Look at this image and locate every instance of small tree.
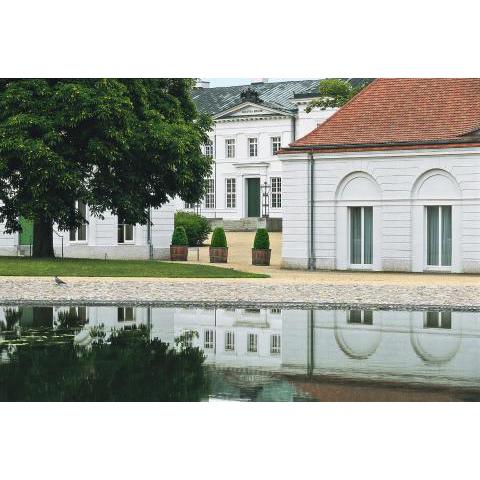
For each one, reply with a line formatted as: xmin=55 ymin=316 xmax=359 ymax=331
xmin=210 ymin=227 xmax=227 ymax=248
xmin=306 ymin=79 xmax=372 ymax=112
xmin=0 ymin=79 xmax=212 ymax=257
xmin=175 ymin=211 xmax=210 ymax=246
xmin=171 ymin=226 xmax=188 ymax=246
xmin=253 ymin=228 xmax=270 ymax=250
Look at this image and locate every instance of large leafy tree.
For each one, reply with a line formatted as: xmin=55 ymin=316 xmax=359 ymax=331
xmin=306 ymin=78 xmax=372 ymax=112
xmin=0 ymin=79 xmax=212 ymax=257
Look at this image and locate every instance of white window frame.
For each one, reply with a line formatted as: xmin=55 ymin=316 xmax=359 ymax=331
xmin=270 ymin=334 xmax=281 ymax=354
xmin=225 ymin=331 xmax=235 ymax=351
xmin=271 ymin=136 xmax=281 ymax=155
xmin=347 ymin=310 xmax=373 ymax=325
xmin=68 ymin=306 xmax=88 ymax=323
xmin=247 ymin=333 xmax=258 ymax=353
xmin=424 ymin=205 xmax=452 ymax=271
xmin=248 ymin=137 xmax=258 ymax=157
xmin=70 ymin=200 xmax=88 ymax=243
xmin=204 ymin=141 xmax=213 ymax=157
xmin=225 ymin=139 xmax=235 ymax=158
xmin=117 ymin=219 xmax=135 ymax=244
xmin=423 ymin=311 xmax=452 ymax=329
xmin=226 ymin=178 xmax=236 ymax=209
xmin=204 ymin=178 xmax=215 ymax=209
xmin=348 ymin=206 xmax=373 ymax=269
xmin=204 ymin=329 xmax=214 ymax=349
xmin=271 ymin=177 xmax=282 ymax=209
xmin=118 ymin=306 xmax=135 ymax=322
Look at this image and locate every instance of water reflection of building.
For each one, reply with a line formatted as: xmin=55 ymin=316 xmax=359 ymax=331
xmin=2 ymin=305 xmax=480 ymax=389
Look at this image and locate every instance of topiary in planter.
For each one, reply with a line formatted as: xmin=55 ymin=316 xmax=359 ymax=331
xmin=253 ymin=228 xmax=270 ymax=250
xmin=209 ymin=227 xmax=228 ymax=263
xmin=252 ymin=228 xmax=271 ymax=266
xmin=170 ymin=226 xmax=189 ymax=261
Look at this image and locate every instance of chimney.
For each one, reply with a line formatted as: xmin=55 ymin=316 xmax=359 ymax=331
xmin=195 ymin=79 xmax=210 ymax=89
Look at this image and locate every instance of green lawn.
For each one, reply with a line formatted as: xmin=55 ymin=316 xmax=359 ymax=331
xmin=0 ymin=256 xmax=268 ymax=278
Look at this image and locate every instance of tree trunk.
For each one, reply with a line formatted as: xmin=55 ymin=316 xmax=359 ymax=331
xmin=32 ymin=217 xmax=55 ymax=258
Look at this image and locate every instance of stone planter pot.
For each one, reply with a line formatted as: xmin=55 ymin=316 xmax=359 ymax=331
xmin=252 ymin=248 xmax=271 ymax=266
xmin=209 ymin=246 xmax=228 ymax=263
xmin=170 ymin=245 xmax=188 ymax=261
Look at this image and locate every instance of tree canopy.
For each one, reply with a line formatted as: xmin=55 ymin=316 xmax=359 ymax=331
xmin=306 ymin=78 xmax=372 ymax=112
xmin=0 ymin=79 xmax=212 ymax=256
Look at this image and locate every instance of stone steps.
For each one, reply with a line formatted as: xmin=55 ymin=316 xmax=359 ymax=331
xmin=208 ymin=218 xmax=282 ymax=232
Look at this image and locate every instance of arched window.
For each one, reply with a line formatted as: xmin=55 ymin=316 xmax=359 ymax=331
xmin=336 ymin=172 xmax=381 ymax=267
xmin=412 ymin=170 xmax=461 ymax=270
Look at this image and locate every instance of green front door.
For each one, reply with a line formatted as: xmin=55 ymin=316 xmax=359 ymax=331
xmin=19 ymin=217 xmax=34 ymax=245
xmin=247 ymin=178 xmax=260 ymax=217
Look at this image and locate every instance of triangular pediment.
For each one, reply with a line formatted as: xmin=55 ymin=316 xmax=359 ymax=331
xmin=215 ymin=102 xmax=291 ymax=120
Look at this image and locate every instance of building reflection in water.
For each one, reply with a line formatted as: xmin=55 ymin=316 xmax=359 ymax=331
xmin=1 ymin=305 xmax=479 ymax=395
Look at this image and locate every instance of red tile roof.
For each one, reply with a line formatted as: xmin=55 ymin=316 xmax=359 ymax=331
xmin=282 ymin=78 xmax=480 ymax=153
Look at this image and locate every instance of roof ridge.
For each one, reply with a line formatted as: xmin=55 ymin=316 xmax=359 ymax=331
xmin=194 ymin=78 xmax=321 ymax=92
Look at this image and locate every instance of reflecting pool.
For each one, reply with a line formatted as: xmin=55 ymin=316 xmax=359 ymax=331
xmin=1 ymin=305 xmax=480 ymax=401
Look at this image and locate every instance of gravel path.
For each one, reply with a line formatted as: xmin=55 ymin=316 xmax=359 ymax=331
xmin=1 ymin=277 xmax=480 ymax=310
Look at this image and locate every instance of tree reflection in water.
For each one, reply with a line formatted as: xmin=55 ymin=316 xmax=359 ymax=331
xmin=0 ymin=327 xmax=209 ymax=401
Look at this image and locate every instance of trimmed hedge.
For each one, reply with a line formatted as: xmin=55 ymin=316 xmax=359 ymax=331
xmin=175 ymin=211 xmax=211 ymax=247
xmin=253 ymin=228 xmax=270 ymax=250
xmin=211 ymin=227 xmax=227 ymax=248
xmin=171 ymin=226 xmax=188 ymax=246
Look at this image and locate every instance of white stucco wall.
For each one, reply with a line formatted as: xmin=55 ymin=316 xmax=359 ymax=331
xmin=0 ymin=200 xmax=175 ymax=260
xmin=52 ymin=201 xmax=175 ymax=260
xmin=186 ymin=102 xmax=337 ymax=221
xmin=281 ymin=147 xmax=480 ymax=273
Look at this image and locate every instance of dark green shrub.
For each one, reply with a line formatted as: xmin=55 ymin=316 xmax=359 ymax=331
xmin=171 ymin=226 xmax=188 ymax=246
xmin=253 ymin=228 xmax=270 ymax=250
xmin=175 ymin=211 xmax=211 ymax=247
xmin=210 ymin=227 xmax=227 ymax=248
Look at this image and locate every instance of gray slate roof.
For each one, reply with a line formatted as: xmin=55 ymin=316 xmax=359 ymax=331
xmin=192 ymin=78 xmax=372 ymax=116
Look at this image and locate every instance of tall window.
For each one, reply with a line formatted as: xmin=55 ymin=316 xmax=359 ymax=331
xmin=225 ymin=331 xmax=235 ymax=351
xmin=118 ymin=218 xmax=134 ymax=244
xmin=270 ymin=334 xmax=281 ymax=354
xmin=204 ymin=178 xmax=215 ymax=209
xmin=350 ymin=207 xmax=373 ymax=265
xmin=271 ymin=136 xmax=281 ymax=155
xmin=347 ymin=310 xmax=373 ymax=325
xmin=118 ymin=307 xmax=135 ymax=322
xmin=204 ymin=329 xmax=214 ymax=349
xmin=204 ymin=141 xmax=213 ymax=157
xmin=424 ymin=311 xmax=452 ymax=329
xmin=248 ymin=138 xmax=258 ymax=157
xmin=426 ymin=206 xmax=452 ymax=267
xmin=271 ymin=177 xmax=282 ymax=208
xmin=226 ymin=178 xmax=236 ymax=208
xmin=247 ymin=333 xmax=258 ymax=353
xmin=70 ymin=201 xmax=87 ymax=242
xmin=225 ymin=139 xmax=235 ymax=158
xmin=184 ymin=202 xmax=196 ymax=209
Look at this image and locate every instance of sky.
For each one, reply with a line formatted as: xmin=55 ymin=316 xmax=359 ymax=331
xmin=204 ymin=78 xmax=313 ymax=87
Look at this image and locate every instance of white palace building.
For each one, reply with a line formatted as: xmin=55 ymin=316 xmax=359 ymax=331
xmin=188 ymin=79 xmax=367 ymax=229
xmin=278 ymin=78 xmax=480 ymax=273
